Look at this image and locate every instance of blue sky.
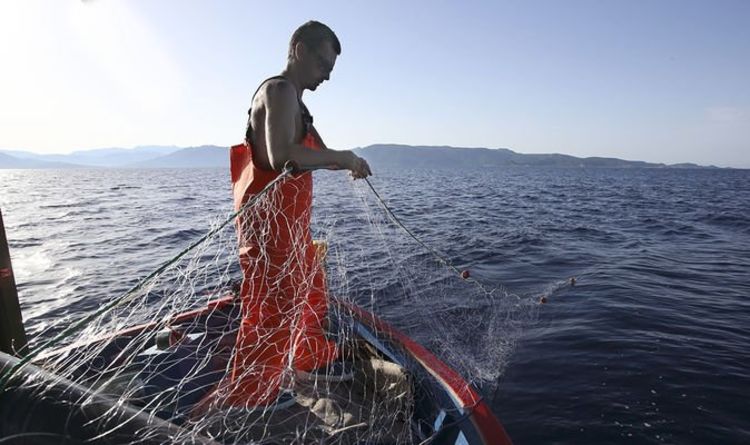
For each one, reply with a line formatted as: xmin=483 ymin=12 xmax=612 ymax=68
xmin=1 ymin=0 xmax=748 ymax=167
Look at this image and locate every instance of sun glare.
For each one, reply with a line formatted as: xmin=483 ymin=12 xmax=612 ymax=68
xmin=0 ymin=1 xmax=184 ymax=152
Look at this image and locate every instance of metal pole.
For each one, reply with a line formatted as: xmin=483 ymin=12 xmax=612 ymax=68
xmin=0 ymin=209 xmax=27 ymax=356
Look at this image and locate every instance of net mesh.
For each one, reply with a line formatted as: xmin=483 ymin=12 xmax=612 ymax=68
xmin=1 ymin=171 xmax=539 ymax=444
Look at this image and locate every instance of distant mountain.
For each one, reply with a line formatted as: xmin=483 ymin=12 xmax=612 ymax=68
xmin=353 ymin=144 xmax=717 ymax=169
xmin=2 ymin=143 xmax=721 ymax=170
xmin=129 ymin=146 xmax=229 ymax=168
xmin=668 ymin=162 xmax=716 ymax=169
xmin=61 ymin=145 xmax=181 ymax=166
xmin=0 ymin=145 xmax=225 ymax=169
xmin=0 ymin=149 xmax=42 ymax=159
xmin=0 ymin=152 xmax=85 ymax=169
xmin=0 ymin=146 xmax=180 ymax=167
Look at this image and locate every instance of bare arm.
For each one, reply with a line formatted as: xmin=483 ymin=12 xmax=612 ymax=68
xmin=264 ymin=81 xmax=352 ymax=171
xmin=308 ymin=122 xmax=372 ymax=178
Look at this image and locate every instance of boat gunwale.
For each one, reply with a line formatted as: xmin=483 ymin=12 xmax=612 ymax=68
xmin=32 ymin=293 xmax=512 ymax=444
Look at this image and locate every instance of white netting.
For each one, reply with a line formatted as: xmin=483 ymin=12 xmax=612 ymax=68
xmin=0 ymin=171 xmax=538 ymax=444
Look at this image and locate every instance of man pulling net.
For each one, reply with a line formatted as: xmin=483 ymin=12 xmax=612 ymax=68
xmin=215 ymin=21 xmax=372 ymax=412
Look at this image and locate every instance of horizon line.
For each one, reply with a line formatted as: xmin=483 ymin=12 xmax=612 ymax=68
xmin=2 ymin=144 xmax=747 ymax=169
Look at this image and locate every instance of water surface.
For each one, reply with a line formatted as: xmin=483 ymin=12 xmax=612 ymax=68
xmin=1 ymin=166 xmax=748 ymax=444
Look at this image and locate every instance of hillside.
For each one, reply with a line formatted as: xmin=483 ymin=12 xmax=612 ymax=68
xmin=128 ymin=146 xmax=229 ymax=168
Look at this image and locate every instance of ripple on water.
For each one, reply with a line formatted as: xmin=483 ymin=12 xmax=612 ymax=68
xmin=1 ymin=166 xmax=749 ymax=444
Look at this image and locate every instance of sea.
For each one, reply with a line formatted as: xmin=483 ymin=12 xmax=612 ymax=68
xmin=1 ymin=166 xmax=748 ymax=444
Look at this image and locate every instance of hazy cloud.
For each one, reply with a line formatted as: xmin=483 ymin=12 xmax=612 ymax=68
xmin=705 ymin=106 xmax=749 ymax=123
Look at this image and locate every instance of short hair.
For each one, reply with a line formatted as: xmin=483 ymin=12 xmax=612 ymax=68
xmin=288 ymin=21 xmax=341 ymax=59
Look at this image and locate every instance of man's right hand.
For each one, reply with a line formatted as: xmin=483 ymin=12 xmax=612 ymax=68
xmin=342 ymin=151 xmax=372 ymax=179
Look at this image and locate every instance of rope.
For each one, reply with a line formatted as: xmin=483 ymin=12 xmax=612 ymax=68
xmin=363 ymin=178 xmax=493 ymax=295
xmin=0 ymin=166 xmax=294 ymax=390
xmin=2 ymin=168 xmax=494 ymax=389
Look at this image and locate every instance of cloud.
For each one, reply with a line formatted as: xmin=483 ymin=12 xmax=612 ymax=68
xmin=705 ymin=106 xmax=748 ymax=123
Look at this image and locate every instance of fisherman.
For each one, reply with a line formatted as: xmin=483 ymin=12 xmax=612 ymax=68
xmin=223 ymin=21 xmax=371 ymax=411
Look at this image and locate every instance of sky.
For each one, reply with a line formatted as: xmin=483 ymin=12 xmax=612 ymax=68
xmin=0 ymin=0 xmax=748 ymax=167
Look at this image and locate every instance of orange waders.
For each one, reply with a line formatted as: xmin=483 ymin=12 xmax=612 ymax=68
xmin=224 ymin=134 xmax=338 ymax=407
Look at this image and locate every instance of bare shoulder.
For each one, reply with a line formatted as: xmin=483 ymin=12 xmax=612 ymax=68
xmin=261 ymin=78 xmax=297 ymax=109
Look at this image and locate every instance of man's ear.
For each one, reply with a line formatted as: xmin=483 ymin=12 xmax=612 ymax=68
xmin=293 ymin=41 xmax=306 ymax=61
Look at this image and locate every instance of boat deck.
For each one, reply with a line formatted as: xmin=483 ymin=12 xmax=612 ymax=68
xmin=0 ymin=294 xmax=511 ymax=444
xmin=197 ymin=345 xmax=413 ymax=444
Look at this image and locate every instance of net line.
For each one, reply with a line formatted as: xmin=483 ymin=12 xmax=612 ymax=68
xmin=0 ymin=166 xmax=294 ymax=391
xmin=0 ymin=169 xmax=539 ymax=444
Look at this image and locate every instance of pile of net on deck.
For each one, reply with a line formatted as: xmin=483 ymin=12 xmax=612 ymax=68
xmin=0 ymin=171 xmax=537 ymax=444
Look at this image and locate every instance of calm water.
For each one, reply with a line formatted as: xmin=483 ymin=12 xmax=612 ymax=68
xmin=1 ymin=167 xmax=749 ymax=444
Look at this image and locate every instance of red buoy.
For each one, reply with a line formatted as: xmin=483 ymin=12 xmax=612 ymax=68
xmin=540 ymin=296 xmax=548 ymax=304
xmin=461 ymin=270 xmax=470 ymax=279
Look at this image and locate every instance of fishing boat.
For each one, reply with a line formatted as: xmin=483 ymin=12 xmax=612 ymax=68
xmin=0 ymin=211 xmax=513 ymax=444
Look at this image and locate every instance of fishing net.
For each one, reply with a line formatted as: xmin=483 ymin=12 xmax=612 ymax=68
xmin=0 ymin=170 xmax=537 ymax=444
